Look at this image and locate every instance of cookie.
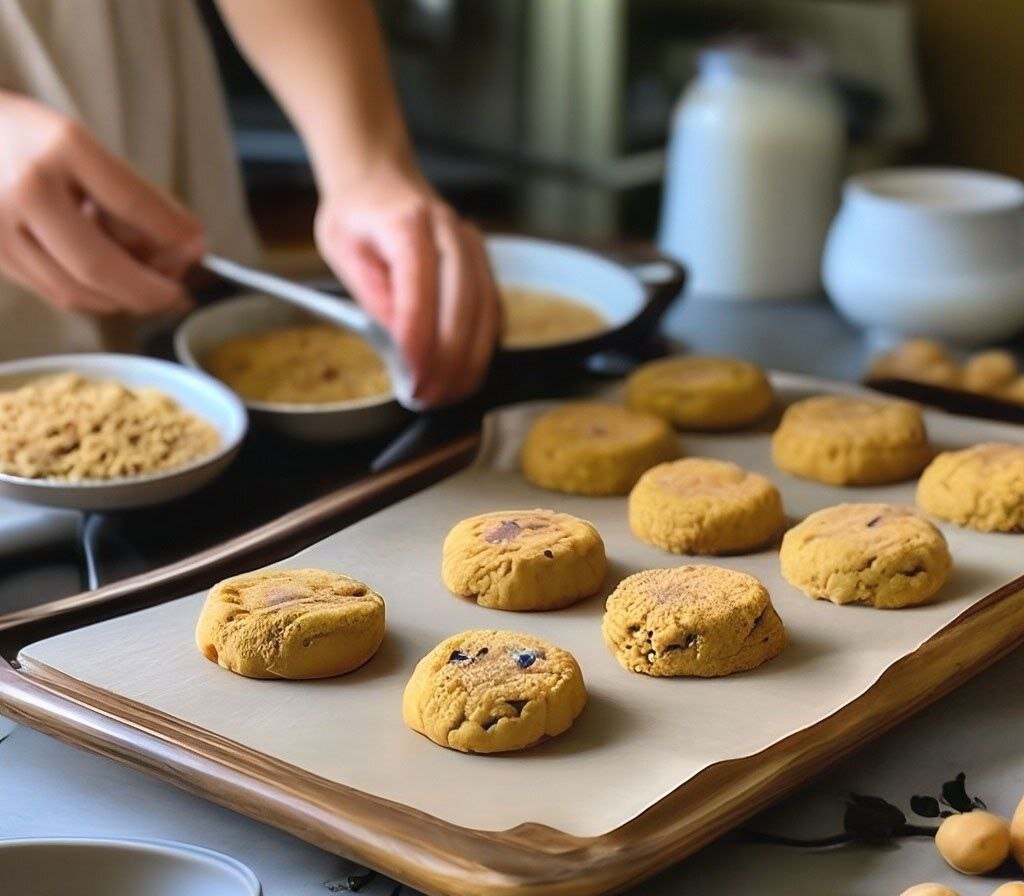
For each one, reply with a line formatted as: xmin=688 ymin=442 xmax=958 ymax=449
xmin=780 ymin=503 xmax=952 ymax=608
xmin=195 ymin=568 xmax=385 ymax=679
xmin=626 ymin=355 xmax=775 ymax=430
xmin=962 ymin=349 xmax=1017 ymax=393
xmin=521 ymin=402 xmax=679 ymax=495
xmin=917 ymin=442 xmax=1024 ymax=532
xmin=629 ymin=458 xmax=784 ymax=555
xmin=771 ymin=395 xmax=931 ymax=485
xmin=442 ymin=509 xmax=606 ymax=611
xmin=601 ymin=565 xmax=785 ymax=677
xmin=402 ymin=630 xmax=587 ymax=753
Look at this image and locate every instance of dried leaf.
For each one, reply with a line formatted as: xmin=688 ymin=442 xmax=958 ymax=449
xmin=911 ymin=795 xmax=941 ymax=818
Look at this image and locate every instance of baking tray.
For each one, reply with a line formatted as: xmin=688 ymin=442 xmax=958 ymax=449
xmin=2 ymin=373 xmax=1023 ymax=896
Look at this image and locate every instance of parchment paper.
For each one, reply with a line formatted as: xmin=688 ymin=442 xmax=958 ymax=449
xmin=20 ymin=374 xmax=1024 ymax=837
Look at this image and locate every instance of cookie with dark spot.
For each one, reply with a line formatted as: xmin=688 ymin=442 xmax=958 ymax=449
xmin=441 ymin=509 xmax=606 ymax=611
xmin=521 ymin=402 xmax=679 ymax=495
xmin=195 ymin=568 xmax=385 ymax=679
xmin=601 ymin=565 xmax=785 ymax=677
xmin=780 ymin=503 xmax=952 ymax=608
xmin=402 ymin=630 xmax=586 ymax=753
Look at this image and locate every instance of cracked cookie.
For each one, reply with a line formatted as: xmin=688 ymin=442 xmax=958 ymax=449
xmin=521 ymin=402 xmax=679 ymax=495
xmin=917 ymin=442 xmax=1024 ymax=532
xmin=629 ymin=458 xmax=784 ymax=555
xmin=771 ymin=395 xmax=931 ymax=486
xmin=626 ymin=355 xmax=775 ymax=430
xmin=402 ymin=630 xmax=587 ymax=753
xmin=195 ymin=568 xmax=385 ymax=679
xmin=601 ymin=565 xmax=785 ymax=677
xmin=442 ymin=509 xmax=606 ymax=611
xmin=780 ymin=503 xmax=951 ymax=608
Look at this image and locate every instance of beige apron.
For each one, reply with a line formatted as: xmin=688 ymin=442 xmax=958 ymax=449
xmin=0 ymin=0 xmax=260 ymax=358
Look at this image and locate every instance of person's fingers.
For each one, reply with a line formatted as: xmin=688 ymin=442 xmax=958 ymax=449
xmin=419 ymin=209 xmax=480 ymax=407
xmin=334 ymin=238 xmax=393 ymax=326
xmin=460 ymin=222 xmax=500 ymax=391
xmin=2 ymin=224 xmax=120 ymax=313
xmin=24 ymin=182 xmax=190 ymax=313
xmin=66 ymin=124 xmax=205 ymax=268
xmin=381 ymin=207 xmax=439 ymax=398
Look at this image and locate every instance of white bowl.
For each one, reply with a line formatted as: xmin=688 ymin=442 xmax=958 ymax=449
xmin=175 ymin=293 xmax=405 ymax=443
xmin=0 ymin=838 xmax=261 ymax=895
xmin=823 ymin=167 xmax=1024 ymax=346
xmin=0 ymin=353 xmax=247 ymax=510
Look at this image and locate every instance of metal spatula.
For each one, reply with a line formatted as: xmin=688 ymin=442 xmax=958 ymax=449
xmin=201 ymin=255 xmax=420 ymax=411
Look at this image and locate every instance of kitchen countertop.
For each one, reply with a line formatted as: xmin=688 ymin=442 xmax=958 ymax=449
xmin=2 ymin=292 xmax=1023 ymax=896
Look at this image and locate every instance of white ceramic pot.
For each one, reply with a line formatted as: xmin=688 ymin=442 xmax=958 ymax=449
xmin=823 ymin=167 xmax=1024 ymax=346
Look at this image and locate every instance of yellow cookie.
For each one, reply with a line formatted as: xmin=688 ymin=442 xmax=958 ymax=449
xmin=402 ymin=630 xmax=587 ymax=753
xmin=629 ymin=458 xmax=783 ymax=555
xmin=962 ymin=349 xmax=1017 ymax=393
xmin=521 ymin=402 xmax=679 ymax=495
xmin=917 ymin=442 xmax=1024 ymax=532
xmin=771 ymin=395 xmax=931 ymax=485
xmin=780 ymin=503 xmax=952 ymax=608
xmin=195 ymin=568 xmax=385 ymax=679
xmin=442 ymin=509 xmax=606 ymax=611
xmin=602 ymin=565 xmax=785 ymax=677
xmin=626 ymin=355 xmax=775 ymax=430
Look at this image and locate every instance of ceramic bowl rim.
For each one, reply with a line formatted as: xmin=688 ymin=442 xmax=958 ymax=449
xmin=845 ymin=166 xmax=1024 ymax=215
xmin=0 ymin=836 xmax=262 ymax=895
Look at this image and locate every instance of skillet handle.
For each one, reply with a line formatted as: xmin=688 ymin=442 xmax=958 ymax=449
xmin=603 ymin=244 xmax=687 ymax=341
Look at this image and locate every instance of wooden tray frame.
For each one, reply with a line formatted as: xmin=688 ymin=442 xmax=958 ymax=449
xmin=2 ymin=380 xmax=1024 ymax=896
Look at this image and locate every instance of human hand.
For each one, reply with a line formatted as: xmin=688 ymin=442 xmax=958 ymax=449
xmin=315 ymin=171 xmax=500 ymax=408
xmin=0 ymin=92 xmax=204 ymax=315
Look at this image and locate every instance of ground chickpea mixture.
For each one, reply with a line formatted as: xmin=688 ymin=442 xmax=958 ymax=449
xmin=500 ymin=285 xmax=607 ymax=348
xmin=0 ymin=373 xmax=220 ymax=481
xmin=202 ymin=324 xmax=390 ymax=404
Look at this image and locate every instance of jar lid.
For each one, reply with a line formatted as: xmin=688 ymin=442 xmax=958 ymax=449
xmin=699 ymin=35 xmax=829 ymax=82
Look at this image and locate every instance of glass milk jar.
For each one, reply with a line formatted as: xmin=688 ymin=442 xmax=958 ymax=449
xmin=659 ymin=40 xmax=844 ymax=301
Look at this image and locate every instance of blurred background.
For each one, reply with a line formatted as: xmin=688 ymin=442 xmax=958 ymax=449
xmin=196 ymin=0 xmax=1023 ymax=275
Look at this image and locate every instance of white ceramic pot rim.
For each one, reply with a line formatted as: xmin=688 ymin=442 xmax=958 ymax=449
xmin=845 ymin=166 xmax=1024 ymax=215
xmin=0 ymin=836 xmax=262 ymax=895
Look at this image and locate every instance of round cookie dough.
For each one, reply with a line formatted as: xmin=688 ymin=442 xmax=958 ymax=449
xmin=917 ymin=442 xmax=1024 ymax=532
xmin=780 ymin=503 xmax=952 ymax=608
xmin=601 ymin=565 xmax=785 ymax=677
xmin=629 ymin=458 xmax=784 ymax=555
xmin=626 ymin=355 xmax=775 ymax=430
xmin=442 ymin=509 xmax=606 ymax=611
xmin=521 ymin=402 xmax=679 ymax=495
xmin=402 ymin=630 xmax=587 ymax=753
xmin=771 ymin=395 xmax=931 ymax=486
xmin=195 ymin=568 xmax=385 ymax=679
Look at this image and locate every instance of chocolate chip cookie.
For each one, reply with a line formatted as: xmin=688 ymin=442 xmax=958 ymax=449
xmin=602 ymin=565 xmax=785 ymax=677
xmin=780 ymin=503 xmax=952 ymax=608
xmin=402 ymin=630 xmax=587 ymax=753
xmin=442 ymin=509 xmax=606 ymax=611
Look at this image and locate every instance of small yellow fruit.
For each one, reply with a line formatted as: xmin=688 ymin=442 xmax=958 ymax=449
xmin=935 ymin=810 xmax=1011 ymax=875
xmin=1011 ymin=795 xmax=1024 ymax=867
xmin=991 ymin=883 xmax=1024 ymax=896
xmin=899 ymin=884 xmax=959 ymax=896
